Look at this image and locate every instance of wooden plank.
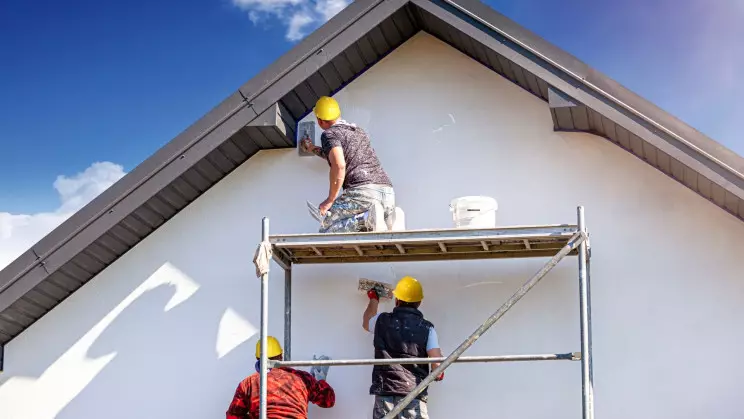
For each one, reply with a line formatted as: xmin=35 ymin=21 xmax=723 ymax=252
xmin=272 ymin=225 xmax=577 ymax=248
xmin=292 ymin=249 xmax=576 ymax=264
xmin=286 ymin=241 xmax=567 ymax=259
xmin=739 ymin=198 xmax=744 ymax=219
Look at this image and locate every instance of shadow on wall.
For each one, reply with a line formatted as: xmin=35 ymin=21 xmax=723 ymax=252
xmin=0 ymin=256 xmax=269 ymax=419
xmin=54 ymin=281 xmax=247 ymax=419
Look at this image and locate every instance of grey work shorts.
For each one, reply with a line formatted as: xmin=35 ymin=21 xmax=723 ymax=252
xmin=373 ymin=395 xmax=429 ymax=419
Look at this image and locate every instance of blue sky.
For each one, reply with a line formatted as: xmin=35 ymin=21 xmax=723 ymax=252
xmin=0 ymin=0 xmax=742 ymax=264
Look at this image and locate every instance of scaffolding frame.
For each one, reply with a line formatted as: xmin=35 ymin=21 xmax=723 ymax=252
xmin=257 ymin=206 xmax=594 ymax=419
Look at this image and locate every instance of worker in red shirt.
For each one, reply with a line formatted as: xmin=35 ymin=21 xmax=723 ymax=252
xmin=226 ymin=336 xmax=336 ymax=418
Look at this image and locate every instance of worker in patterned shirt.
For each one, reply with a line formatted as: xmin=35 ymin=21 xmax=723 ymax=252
xmin=300 ymin=96 xmax=395 ymax=233
xmin=226 ymin=336 xmax=336 ymax=419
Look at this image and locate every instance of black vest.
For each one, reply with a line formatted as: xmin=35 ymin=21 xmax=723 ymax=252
xmin=370 ymin=307 xmax=434 ymax=401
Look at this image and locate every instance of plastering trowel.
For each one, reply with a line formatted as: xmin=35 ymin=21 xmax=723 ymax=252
xmin=358 ymin=278 xmax=394 ymax=300
xmin=307 ymin=201 xmax=322 ymax=222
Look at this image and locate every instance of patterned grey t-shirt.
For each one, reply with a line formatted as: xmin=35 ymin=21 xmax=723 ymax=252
xmin=321 ymin=122 xmax=393 ymax=190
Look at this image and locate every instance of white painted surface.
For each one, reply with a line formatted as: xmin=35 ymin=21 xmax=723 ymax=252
xmin=2 ymin=32 xmax=744 ymax=419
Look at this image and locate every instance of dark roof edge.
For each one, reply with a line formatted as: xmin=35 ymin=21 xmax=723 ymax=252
xmin=443 ymin=0 xmax=744 ymax=181
xmin=0 ymin=0 xmax=401 ymax=296
xmin=0 ymin=92 xmax=249 ymax=293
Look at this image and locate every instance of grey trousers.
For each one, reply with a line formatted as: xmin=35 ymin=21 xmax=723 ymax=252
xmin=319 ymin=184 xmax=395 ymax=233
xmin=373 ymin=396 xmax=429 ymax=419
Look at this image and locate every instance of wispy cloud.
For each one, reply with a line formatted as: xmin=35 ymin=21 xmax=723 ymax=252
xmin=232 ymin=0 xmax=351 ymax=41
xmin=0 ymin=162 xmax=127 ymax=270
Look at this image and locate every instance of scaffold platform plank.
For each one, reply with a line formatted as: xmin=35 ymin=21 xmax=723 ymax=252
xmin=270 ymin=224 xmax=579 ymax=265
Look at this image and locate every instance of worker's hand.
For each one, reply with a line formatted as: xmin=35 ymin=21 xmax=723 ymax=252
xmin=310 ymin=354 xmax=331 ymax=381
xmin=300 ymin=138 xmax=315 ymax=153
xmin=319 ymin=198 xmax=334 ymax=216
xmin=367 ymin=289 xmax=379 ymax=300
xmin=435 ymin=372 xmax=444 ymax=382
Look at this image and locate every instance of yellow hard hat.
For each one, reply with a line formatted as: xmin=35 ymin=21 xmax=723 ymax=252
xmin=313 ymin=96 xmax=341 ymax=121
xmin=255 ymin=336 xmax=283 ymax=359
xmin=393 ymin=276 xmax=424 ymax=303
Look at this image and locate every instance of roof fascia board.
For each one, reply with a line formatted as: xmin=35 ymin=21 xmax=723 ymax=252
xmin=444 ymin=0 xmax=744 ymax=178
xmin=246 ymin=0 xmax=410 ymax=122
xmin=414 ymin=0 xmax=744 ymax=199
xmin=0 ymin=90 xmax=246 ymax=288
xmin=0 ymin=102 xmax=259 ymax=312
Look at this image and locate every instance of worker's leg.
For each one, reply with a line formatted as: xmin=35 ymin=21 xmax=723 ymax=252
xmin=372 ymin=396 xmax=428 ymax=419
xmin=319 ymin=185 xmax=395 ymax=233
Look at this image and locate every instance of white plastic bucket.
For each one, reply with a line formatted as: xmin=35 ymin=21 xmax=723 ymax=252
xmin=449 ymin=196 xmax=498 ymax=228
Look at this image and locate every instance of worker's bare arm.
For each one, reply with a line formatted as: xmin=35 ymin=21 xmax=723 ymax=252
xmin=319 ymin=146 xmax=345 ymax=215
xmin=427 ymin=347 xmax=443 ymax=370
xmin=327 ymin=147 xmax=345 ymax=199
xmin=362 ymin=297 xmax=379 ymax=331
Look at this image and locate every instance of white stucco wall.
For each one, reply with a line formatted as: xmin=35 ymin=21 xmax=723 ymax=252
xmin=2 ymin=32 xmax=744 ymax=419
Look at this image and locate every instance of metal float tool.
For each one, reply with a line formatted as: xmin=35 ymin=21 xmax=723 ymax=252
xmin=358 ymin=278 xmax=394 ymax=300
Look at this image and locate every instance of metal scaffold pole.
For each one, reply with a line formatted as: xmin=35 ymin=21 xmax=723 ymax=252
xmin=284 ymin=268 xmax=292 ymax=361
xmin=577 ymin=207 xmax=595 ymax=419
xmin=259 ymin=217 xmax=270 ymax=419
xmin=271 ymin=352 xmax=579 ymax=367
xmin=382 ymin=230 xmax=586 ymax=419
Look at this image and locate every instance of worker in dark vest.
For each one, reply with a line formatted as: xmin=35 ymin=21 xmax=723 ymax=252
xmin=362 ymin=276 xmax=444 ymax=419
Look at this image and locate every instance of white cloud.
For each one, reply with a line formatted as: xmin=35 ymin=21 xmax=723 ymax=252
xmin=0 ymin=162 xmax=127 ymax=270
xmin=232 ymin=0 xmax=350 ymax=41
xmin=287 ymin=11 xmax=314 ymax=41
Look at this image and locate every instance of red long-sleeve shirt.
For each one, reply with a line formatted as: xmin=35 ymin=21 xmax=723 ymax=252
xmin=226 ymin=367 xmax=335 ymax=419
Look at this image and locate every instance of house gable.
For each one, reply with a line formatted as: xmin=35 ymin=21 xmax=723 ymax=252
xmin=1 ymin=0 xmax=743 ymax=353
